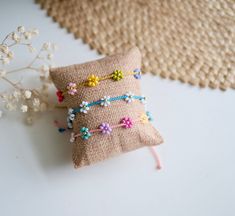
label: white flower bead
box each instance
[80,101,90,113]
[100,96,111,107]
[67,115,73,128]
[70,133,75,143]
[68,108,74,115]
[67,120,73,129]
[67,109,75,121]
[69,113,75,121]
[124,92,134,103]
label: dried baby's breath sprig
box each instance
[0,26,57,124]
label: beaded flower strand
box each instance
[66,92,146,129]
[56,69,142,102]
[69,112,152,142]
[75,92,145,113]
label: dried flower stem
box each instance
[6,48,43,75]
[1,76,21,90]
[1,32,12,45]
[7,67,31,74]
[0,26,57,123]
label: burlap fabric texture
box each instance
[50,47,163,168]
[37,0,235,90]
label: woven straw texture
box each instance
[50,47,163,168]
[37,0,235,90]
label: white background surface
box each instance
[0,0,235,216]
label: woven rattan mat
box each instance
[36,0,235,90]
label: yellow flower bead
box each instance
[87,74,99,87]
[112,70,124,81]
[140,113,149,124]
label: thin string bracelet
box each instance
[56,68,142,102]
[74,94,146,114]
[69,113,151,142]
[74,91,145,111]
[54,111,153,134]
[67,92,146,129]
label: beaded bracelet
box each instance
[56,68,141,102]
[69,112,153,142]
[66,92,146,129]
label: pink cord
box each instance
[110,123,125,129]
[148,147,162,170]
[75,123,125,137]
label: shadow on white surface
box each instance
[27,111,72,172]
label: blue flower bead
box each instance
[80,127,92,140]
[133,68,141,79]
[146,111,153,121]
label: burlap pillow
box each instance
[50,47,163,168]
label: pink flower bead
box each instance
[120,117,133,129]
[67,82,77,95]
